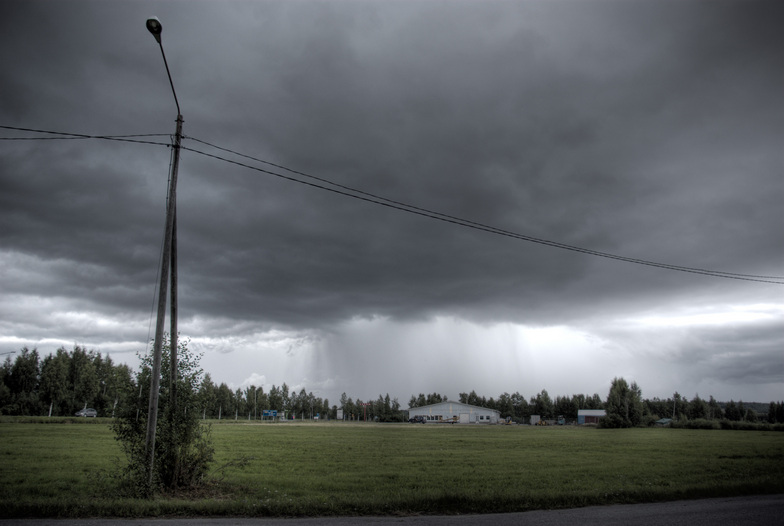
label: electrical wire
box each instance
[0,125,171,147]
[181,138,784,285]
[2,124,781,284]
[0,124,174,352]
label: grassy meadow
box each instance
[1,419,782,518]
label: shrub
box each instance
[642,414,659,427]
[111,336,214,496]
[598,413,626,429]
[670,418,720,430]
[668,419,784,432]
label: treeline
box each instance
[0,346,134,417]
[169,378,403,422]
[0,345,404,422]
[3,346,783,426]
[412,384,784,426]
[644,393,781,423]
[199,377,336,421]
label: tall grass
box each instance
[1,421,782,517]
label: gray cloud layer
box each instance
[1,1,782,402]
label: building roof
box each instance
[405,401,501,414]
[577,409,607,416]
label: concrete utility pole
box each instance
[144,16,183,486]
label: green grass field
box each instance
[1,420,782,518]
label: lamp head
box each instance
[146,17,162,43]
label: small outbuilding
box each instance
[577,409,606,424]
[407,401,501,424]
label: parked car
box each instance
[75,408,98,417]
[408,415,426,424]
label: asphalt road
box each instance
[2,495,781,526]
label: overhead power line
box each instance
[0,125,171,147]
[3,124,782,284]
[182,137,784,285]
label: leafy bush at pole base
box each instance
[111,336,214,496]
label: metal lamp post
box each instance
[145,16,183,485]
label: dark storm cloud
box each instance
[677,320,784,386]
[1,0,782,401]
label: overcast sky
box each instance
[1,0,782,405]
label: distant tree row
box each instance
[408,392,449,408]
[767,401,784,424]
[339,392,405,422]
[2,347,782,427]
[409,381,780,427]
[0,346,134,417]
[192,380,402,422]
[196,377,334,421]
[644,393,775,424]
[0,345,398,422]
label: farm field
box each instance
[1,420,782,518]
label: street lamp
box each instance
[146,17,162,41]
[145,15,183,485]
[146,17,181,115]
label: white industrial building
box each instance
[407,401,501,424]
